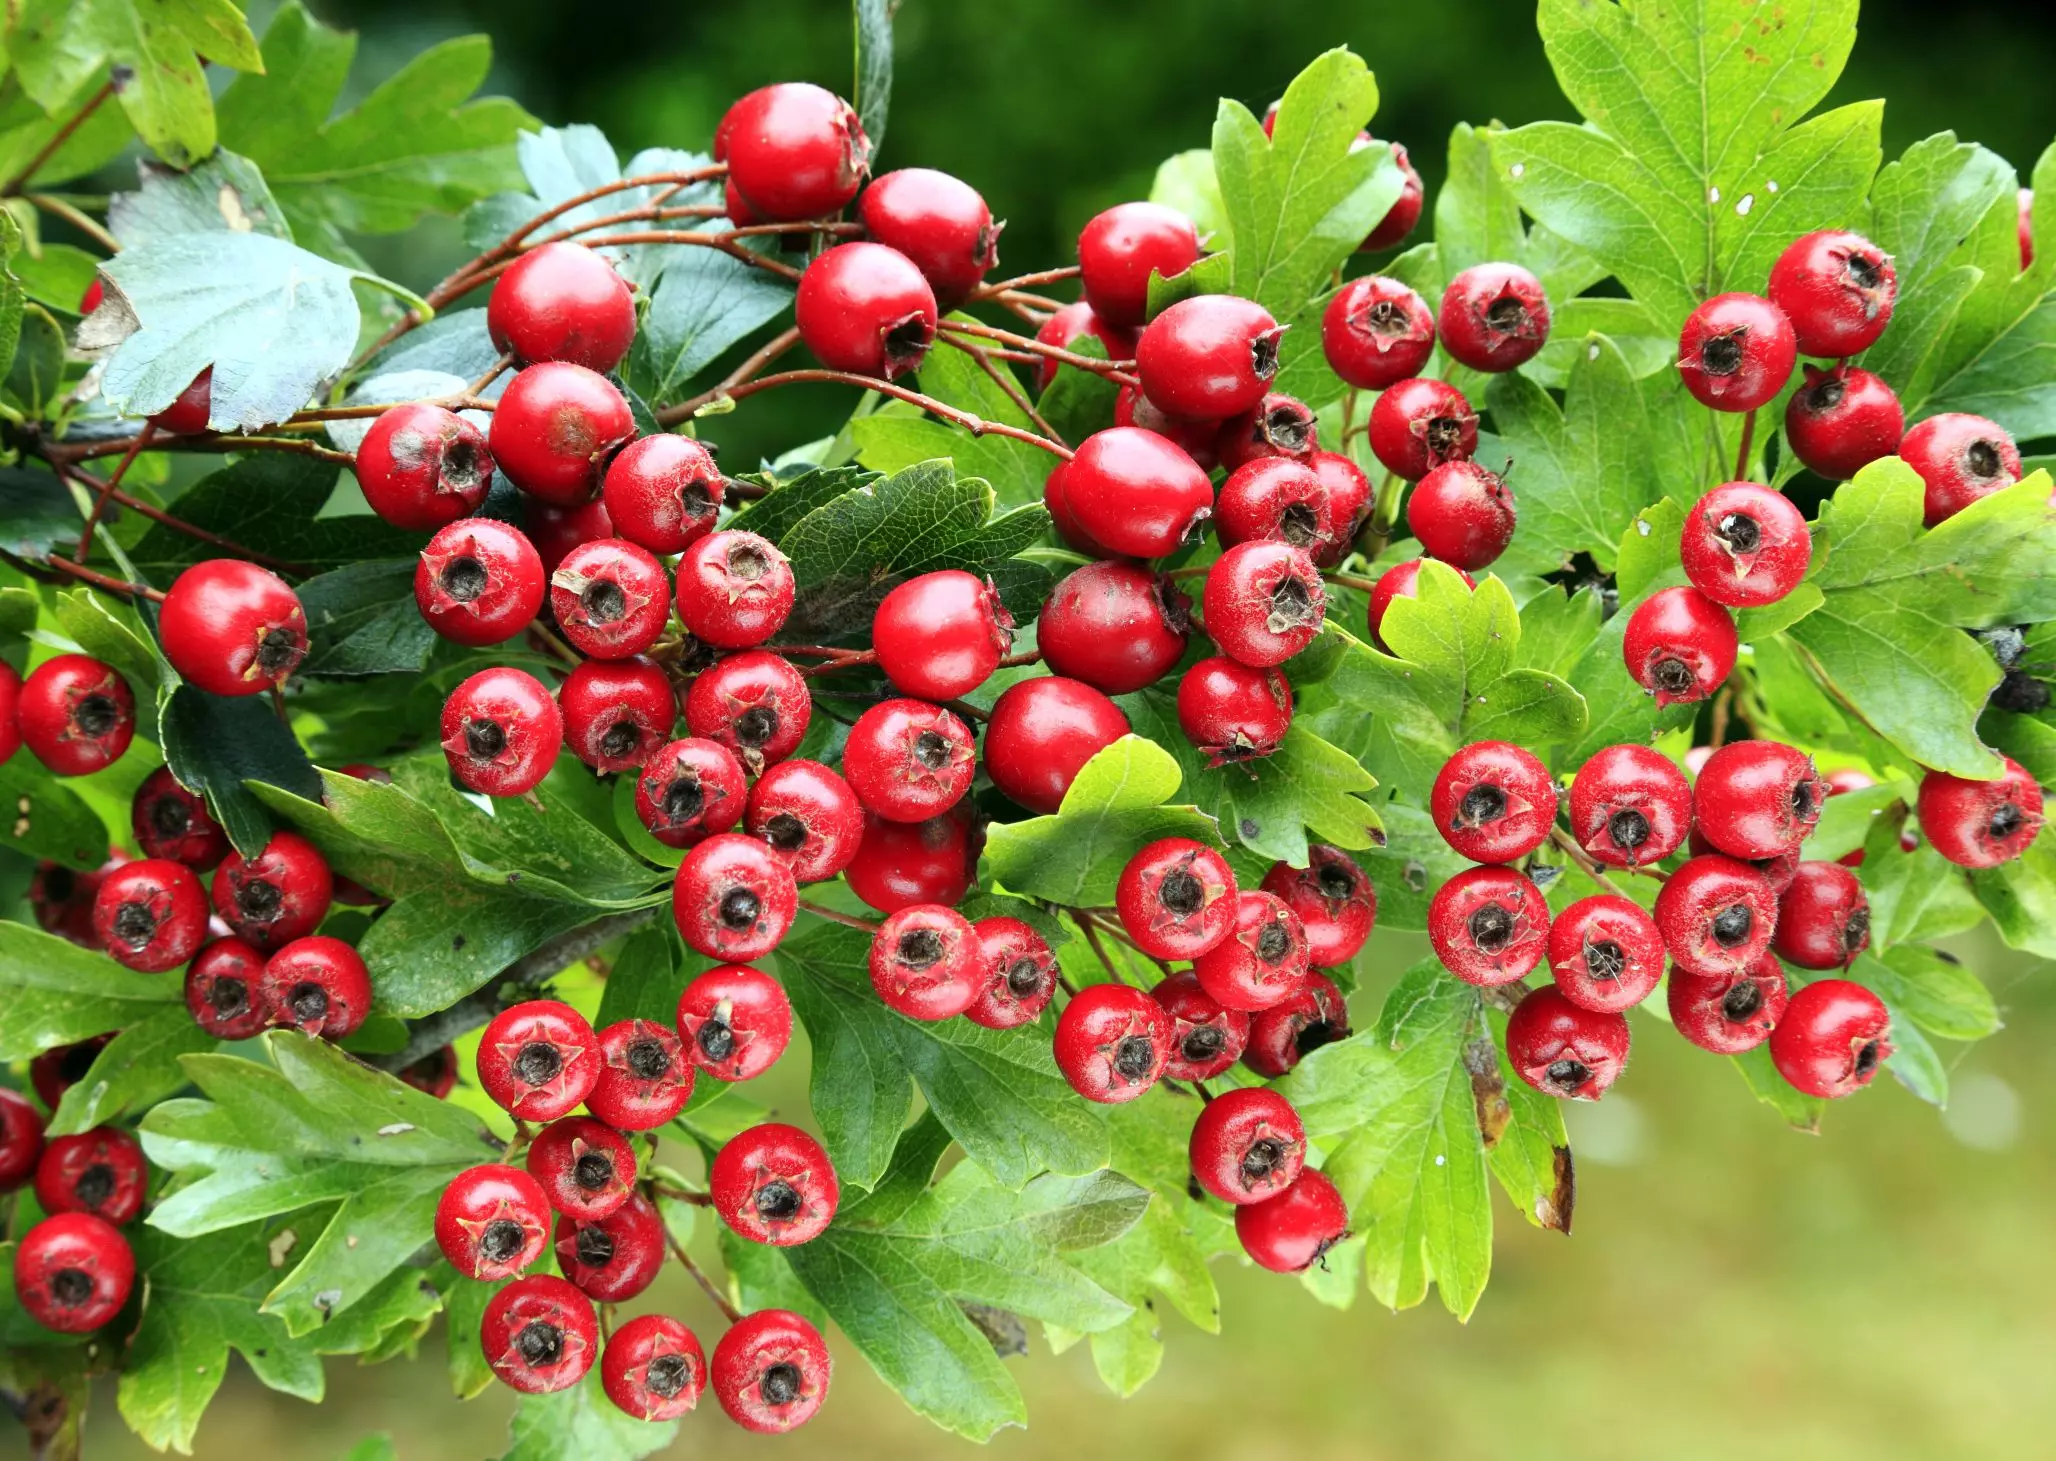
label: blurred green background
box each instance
[51,0,2056,1455]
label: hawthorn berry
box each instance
[130,766,227,869]
[435,1163,553,1280]
[1036,562,1190,696]
[718,82,869,222]
[1260,847,1375,968]
[603,1315,707,1422]
[1769,978,1892,1098]
[1190,1087,1307,1206]
[35,1127,146,1225]
[1116,837,1238,960]
[1151,972,1250,1080]
[212,830,334,950]
[1430,740,1559,864]
[31,858,118,948]
[1505,985,1631,1100]
[1676,292,1797,411]
[683,649,811,771]
[1767,229,1897,359]
[795,241,938,378]
[1362,140,1424,250]
[415,518,546,646]
[13,1213,134,1334]
[1042,460,1110,556]
[481,1273,599,1394]
[1668,952,1790,1055]
[845,810,977,912]
[1655,855,1779,977]
[1077,201,1201,329]
[632,736,746,847]
[874,570,1013,701]
[1622,586,1737,706]
[550,538,672,659]
[488,362,635,505]
[0,1090,43,1192]
[1061,427,1215,559]
[1136,295,1285,421]
[486,241,636,372]
[1568,743,1693,868]
[1033,301,1137,392]
[259,936,371,1039]
[1366,558,1475,653]
[1917,755,2045,868]
[869,903,981,1019]
[1321,275,1435,390]
[676,530,795,648]
[1177,657,1292,766]
[2022,188,2037,270]
[1308,452,1373,565]
[746,759,862,881]
[1055,981,1174,1104]
[527,1116,637,1220]
[1235,1169,1350,1274]
[441,667,563,797]
[148,368,213,435]
[1773,860,1871,969]
[1546,895,1665,1013]
[524,495,616,575]
[397,1045,459,1098]
[1784,366,1904,482]
[711,1123,839,1246]
[1408,459,1517,571]
[586,1019,694,1130]
[561,658,678,775]
[356,404,495,530]
[602,434,723,555]
[92,858,206,972]
[19,654,134,775]
[711,1308,833,1434]
[1901,412,2024,526]
[1243,971,1351,1078]
[1214,458,1336,553]
[984,676,1129,814]
[1367,376,1478,482]
[1694,740,1830,859]
[842,698,976,822]
[1438,263,1551,372]
[961,916,1057,1031]
[1217,393,1320,472]
[678,964,793,1081]
[859,168,999,305]
[556,1191,667,1302]
[674,833,798,960]
[1427,865,1550,986]
[1679,481,1812,608]
[184,936,271,1040]
[1193,890,1312,1013]
[477,1000,602,1121]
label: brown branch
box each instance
[60,464,303,575]
[943,335,1069,449]
[4,81,116,198]
[1547,826,1656,896]
[968,265,1082,299]
[71,426,154,561]
[656,325,801,425]
[797,898,880,933]
[42,556,165,602]
[657,369,1073,458]
[664,1226,744,1324]
[937,317,1135,377]
[25,193,117,254]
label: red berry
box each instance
[1151,972,1250,1080]
[1214,457,1336,553]
[1917,755,2044,868]
[1115,837,1238,960]
[356,404,494,530]
[711,1308,832,1434]
[1362,140,1424,250]
[34,1127,145,1224]
[488,362,635,505]
[983,676,1129,814]
[13,1212,134,1333]
[1039,463,1089,557]
[1190,1087,1307,1205]
[963,915,1057,1030]
[1568,743,1692,868]
[1308,451,1373,566]
[1077,202,1201,329]
[1769,977,1892,1097]
[1365,557,1475,652]
[842,699,975,822]
[31,858,119,948]
[92,858,206,972]
[555,1191,667,1302]
[1235,1169,1349,1273]
[746,759,861,882]
[29,1037,111,1109]
[79,278,105,315]
[858,168,999,305]
[683,649,810,771]
[719,83,869,222]
[1772,860,1871,970]
[1426,865,1549,986]
[258,936,370,1039]
[1136,295,1284,421]
[1430,740,1559,864]
[632,736,746,847]
[1676,292,1797,411]
[415,518,545,646]
[1322,275,1435,390]
[1679,481,1812,608]
[18,654,134,775]
[869,903,981,1019]
[676,530,795,649]
[586,1019,694,1130]
[1901,412,2023,526]
[162,559,308,698]
[873,570,1013,701]
[795,240,938,379]
[1114,382,1222,471]
[1407,459,1516,571]
[523,494,614,575]
[1193,890,1310,1012]
[481,1273,599,1394]
[1505,985,1631,1100]
[1766,229,1897,359]
[710,1122,839,1246]
[396,1045,459,1098]
[1035,562,1190,696]
[477,1000,602,1121]
[1177,656,1291,766]
[845,810,976,912]
[2021,188,2036,270]
[1784,366,1904,481]
[1694,740,1829,859]
[441,667,563,796]
[436,1163,553,1280]
[526,1116,636,1220]
[130,767,227,870]
[487,242,636,372]
[0,660,17,767]
[603,1314,706,1422]
[1438,262,1551,372]
[1259,847,1376,968]
[1545,894,1664,1013]
[1054,981,1173,1103]
[602,435,723,555]
[1243,971,1351,1078]
[561,658,678,775]
[677,964,793,1081]
[1668,952,1789,1054]
[1061,427,1215,559]
[148,368,213,435]
[1654,855,1779,978]
[1367,376,1478,482]
[1034,301,1136,391]
[211,830,333,951]
[0,1089,43,1191]
[1216,393,1319,472]
[1622,586,1736,707]
[673,833,797,960]
[550,538,671,660]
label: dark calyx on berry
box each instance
[626,1037,671,1080]
[1469,902,1514,952]
[756,1180,802,1221]
[1652,657,1697,696]
[112,901,158,948]
[1842,906,1872,954]
[576,1227,616,1267]
[210,978,250,1015]
[467,720,508,758]
[257,629,301,676]
[1006,959,1042,996]
[735,707,779,747]
[1722,981,1763,1022]
[1242,1138,1287,1182]
[1296,1016,1345,1059]
[1457,784,1507,826]
[582,579,626,622]
[696,1018,735,1061]
[150,797,191,839]
[514,1041,563,1086]
[1317,863,1356,900]
[289,982,330,1021]
[74,694,118,736]
[913,731,951,769]
[1279,504,1322,548]
[74,1164,116,1208]
[647,1353,691,1397]
[1699,332,1744,377]
[1254,919,1292,964]
[442,557,489,601]
[1544,1057,1591,1092]
[237,879,282,919]
[1182,1025,1225,1061]
[1609,809,1650,851]
[1113,1036,1157,1080]
[719,888,762,929]
[1990,801,2027,839]
[897,928,944,968]
[762,1362,803,1406]
[574,1151,615,1190]
[1710,903,1754,947]
[1267,573,1319,631]
[600,721,642,759]
[481,1219,528,1264]
[1158,869,1204,915]
[50,1269,95,1307]
[1583,940,1626,982]
[1715,512,1761,552]
[763,813,808,851]
[517,1321,563,1366]
[662,776,705,823]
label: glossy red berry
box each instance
[676,530,794,649]
[796,241,938,379]
[1773,860,1871,970]
[441,667,563,796]
[489,362,635,505]
[436,1163,553,1280]
[396,1045,459,1098]
[1408,460,1516,571]
[1426,865,1549,986]
[356,404,494,530]
[1767,229,1897,359]
[1054,981,1173,1104]
[2021,188,2036,270]
[712,1308,832,1434]
[0,660,17,768]
[212,830,333,950]
[602,435,722,555]
[1622,586,1737,707]
[1654,855,1779,977]
[1917,756,2044,868]
[560,659,676,775]
[415,518,545,646]
[148,368,213,435]
[258,936,370,1039]
[673,833,797,960]
[126,768,222,872]
[1430,740,1559,864]
[587,1019,694,1130]
[92,858,206,972]
[1136,295,1284,421]
[1366,558,1475,652]
[34,1127,145,1224]
[1321,275,1435,390]
[858,168,999,305]
[678,964,793,1081]
[963,916,1057,1030]
[1694,740,1830,859]
[869,904,981,1020]
[711,1123,838,1246]
[18,654,134,776]
[1505,985,1631,1100]
[487,242,635,372]
[1177,657,1291,766]
[719,82,869,222]
[1062,427,1215,559]
[1235,1169,1350,1273]
[1568,743,1692,868]
[31,858,118,948]
[477,1000,602,1121]
[1668,953,1789,1054]
[1243,971,1351,1078]
[78,277,105,315]
[746,759,861,882]
[1039,462,1092,557]
[481,1273,599,1394]
[1033,301,1137,391]
[1769,978,1892,1097]
[1784,366,1904,481]
[1363,140,1424,250]
[874,570,1013,701]
[1901,412,2024,526]
[556,1191,667,1302]
[1367,376,1478,482]
[1151,972,1250,1080]
[1116,837,1238,960]
[1308,452,1373,565]
[1545,895,1664,1014]
[527,1116,636,1220]
[1216,393,1319,472]
[1077,202,1201,329]
[524,495,615,575]
[1190,1087,1306,1205]
[843,699,975,822]
[1036,562,1190,695]
[550,539,671,660]
[161,558,310,698]
[1676,292,1797,411]
[0,1090,43,1192]
[1689,824,1802,896]
[1214,457,1336,553]
[983,676,1129,814]
[845,810,977,913]
[603,1315,706,1422]
[1679,481,1812,608]
[1260,847,1375,968]
[632,736,746,847]
[13,1213,134,1333]
[1193,890,1310,1012]
[683,649,810,771]
[1438,263,1551,372]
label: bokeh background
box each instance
[48,0,2056,1456]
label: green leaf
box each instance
[1860,946,2000,1043]
[0,80,133,193]
[1858,821,1985,948]
[1481,1005,1574,1232]
[502,1370,678,1461]
[1968,829,2056,959]
[0,205,25,386]
[1731,1041,1825,1132]
[1034,334,1120,446]
[852,0,894,155]
[0,465,80,560]
[128,455,420,580]
[157,681,321,856]
[1351,802,1470,933]
[297,560,437,676]
[5,303,67,414]
[48,1006,213,1136]
[628,245,792,405]
[594,922,695,1026]
[106,152,292,245]
[1148,149,1228,242]
[723,462,878,543]
[1880,1002,1948,1107]
[0,920,183,1060]
[1429,122,1604,307]
[0,753,112,869]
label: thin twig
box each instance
[60,464,302,574]
[1546,826,1654,896]
[944,335,1069,448]
[658,369,1073,458]
[937,317,1135,377]
[797,898,880,933]
[664,1227,744,1324]
[968,265,1082,299]
[25,194,117,253]
[41,556,165,602]
[4,82,116,198]
[1735,408,1757,483]
[657,326,801,424]
[71,427,154,561]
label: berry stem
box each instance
[1734,407,1757,483]
[1709,686,1734,751]
[936,318,1137,379]
[32,554,166,603]
[941,335,1070,448]
[1356,471,1405,560]
[661,369,1074,459]
[664,1226,744,1324]
[1321,571,1379,593]
[796,898,880,933]
[57,465,304,574]
[24,193,117,254]
[967,264,1082,300]
[1070,910,1146,988]
[71,424,155,563]
[647,1181,713,1206]
[2,81,117,198]
[1546,825,1658,895]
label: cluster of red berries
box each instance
[2,1089,148,1334]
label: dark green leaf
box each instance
[0,754,112,869]
[128,451,422,581]
[595,922,700,1026]
[852,0,894,154]
[158,682,321,855]
[297,559,437,676]
[0,920,183,1061]
[0,465,78,559]
[48,1006,212,1136]
[1861,946,2001,1043]
[628,246,792,405]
